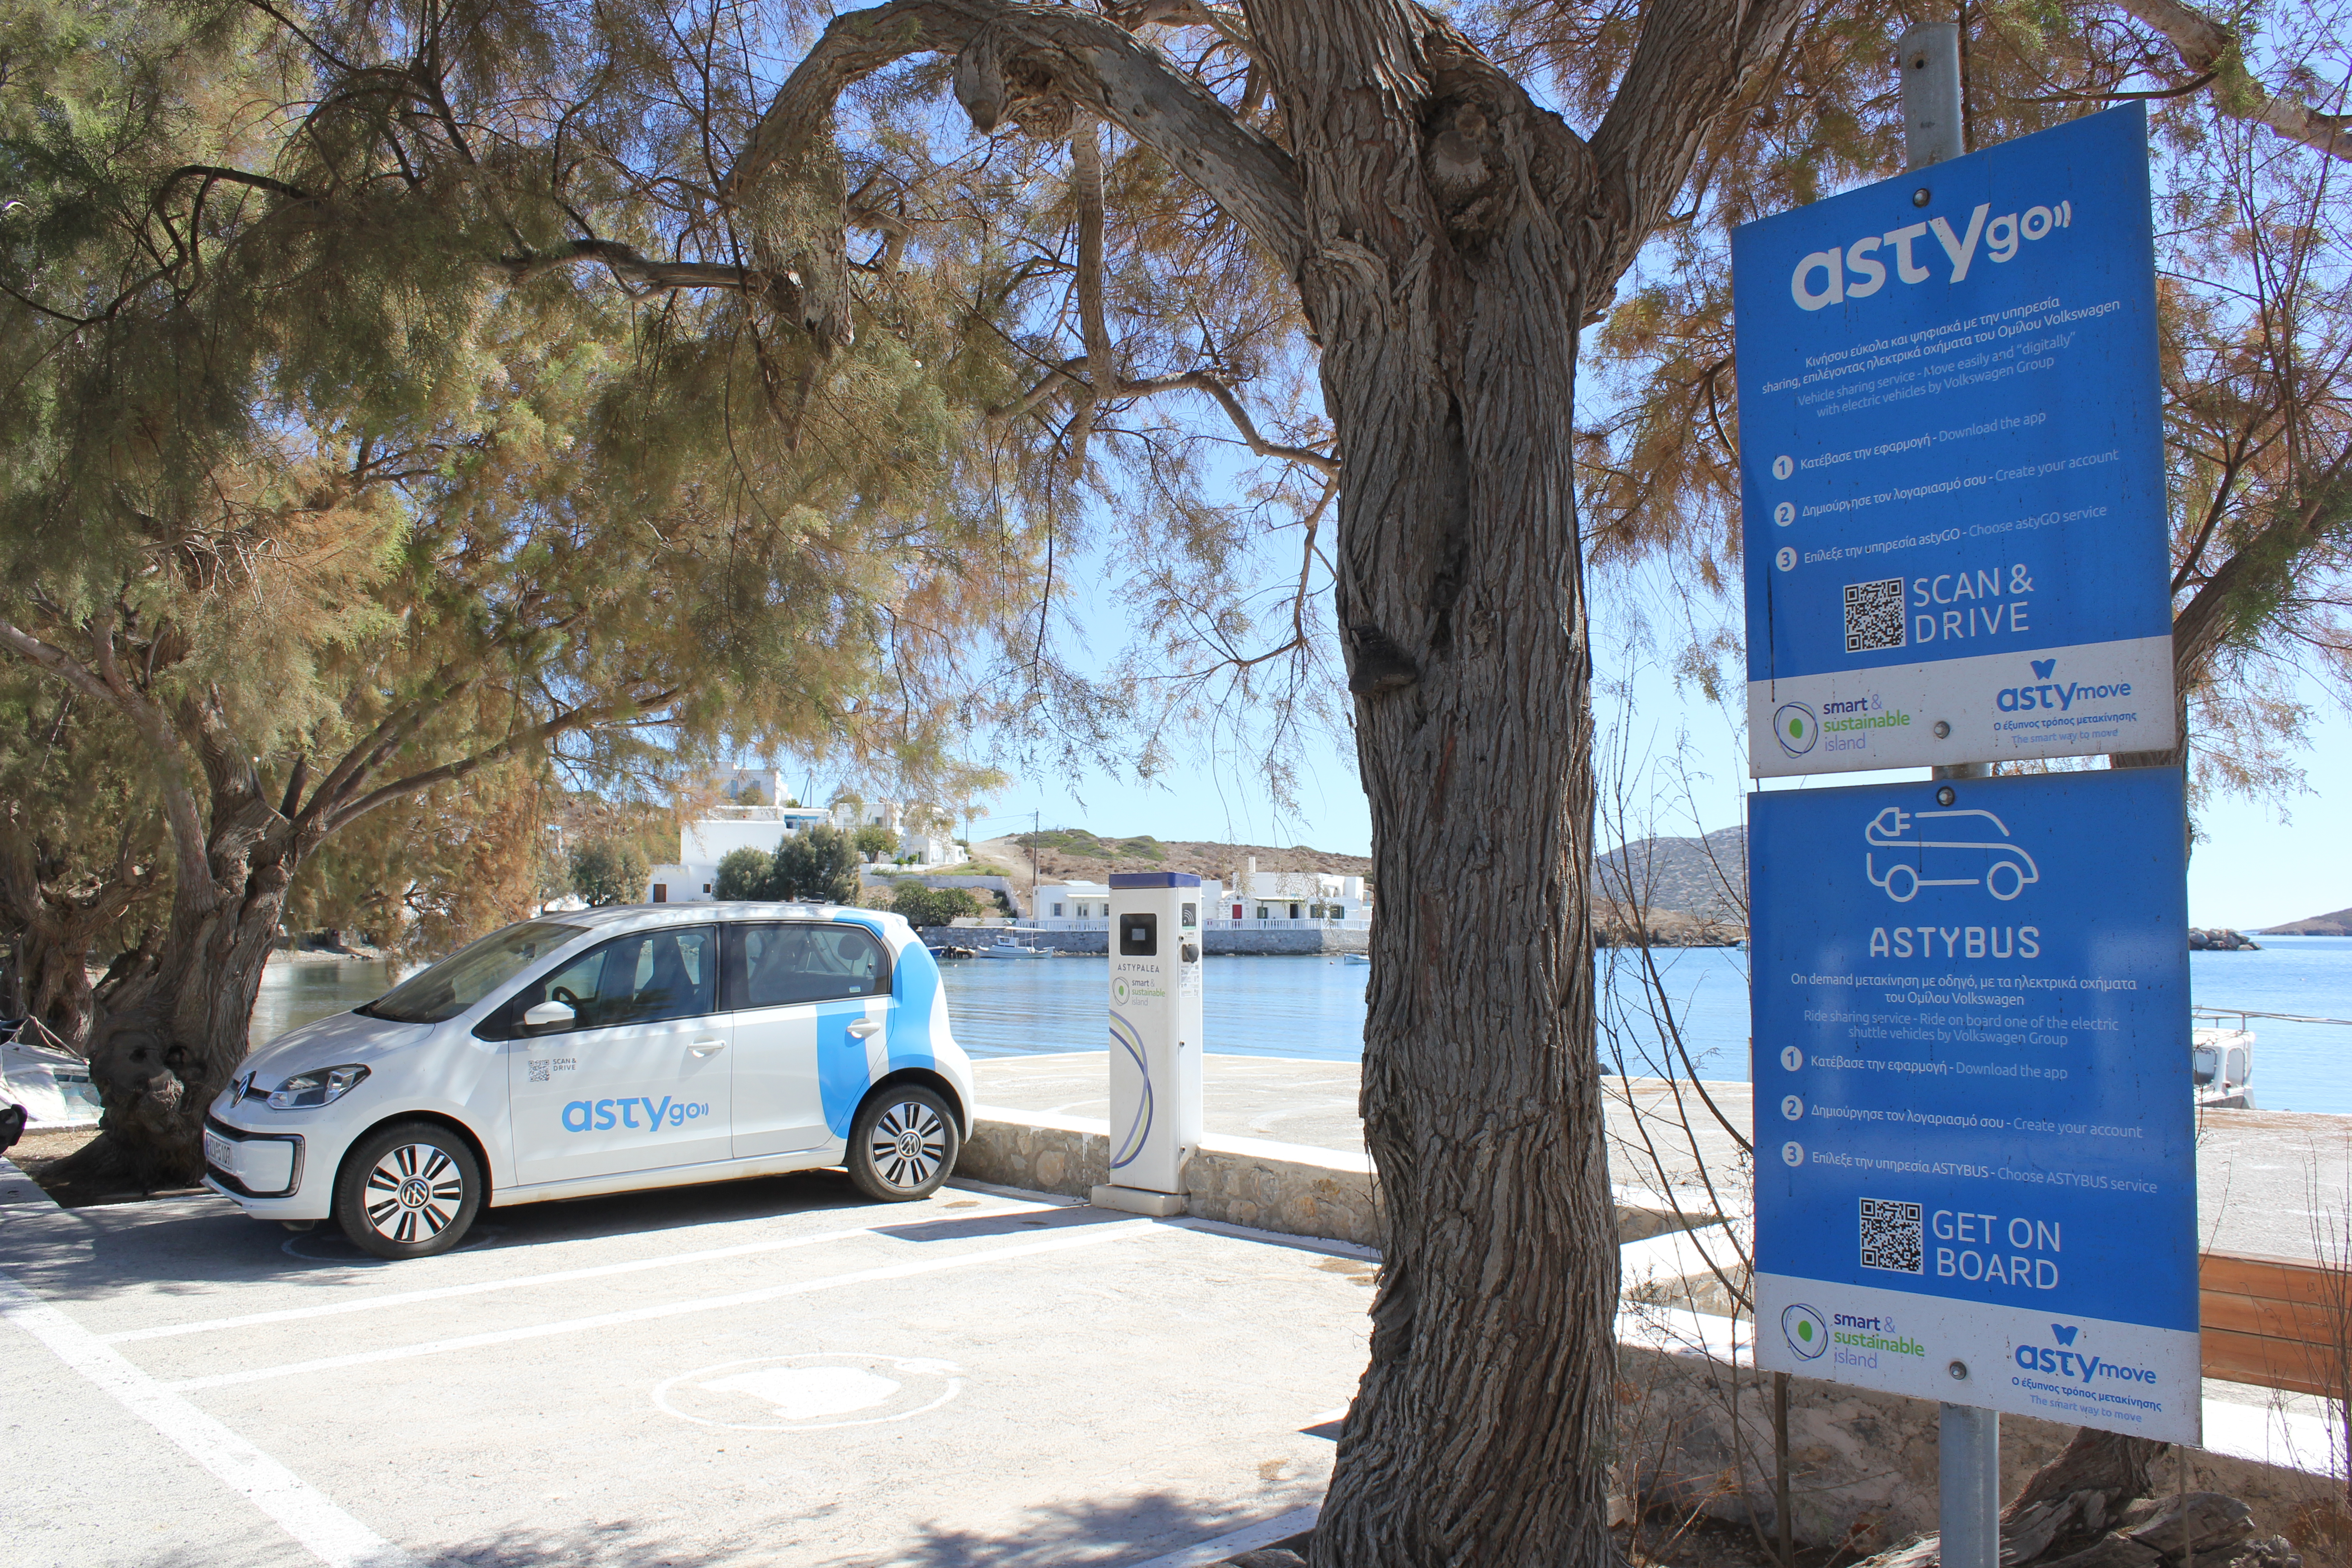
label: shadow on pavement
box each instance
[428,1489,1317,1567]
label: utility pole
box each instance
[1899,29,2000,1563]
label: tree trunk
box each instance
[65,821,302,1190]
[1262,20,1616,1560]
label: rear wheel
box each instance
[847,1086,958,1201]
[335,1121,483,1259]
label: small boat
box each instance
[977,936,1052,960]
[1343,952,1371,965]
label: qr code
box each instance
[1844,578,1907,653]
[1860,1197,1925,1274]
[528,1059,551,1083]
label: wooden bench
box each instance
[2200,1249,2352,1396]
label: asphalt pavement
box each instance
[1,1162,1372,1568]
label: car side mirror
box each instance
[522,1000,575,1029]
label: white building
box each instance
[829,797,961,867]
[1220,857,1370,924]
[645,780,964,903]
[1035,879,1116,927]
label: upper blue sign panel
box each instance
[1735,107,2176,776]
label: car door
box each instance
[725,921,893,1157]
[500,925,731,1185]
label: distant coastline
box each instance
[2260,906,2352,937]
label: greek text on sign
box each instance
[1734,106,2176,776]
[1748,770,2197,1443]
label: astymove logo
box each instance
[2012,1324,2158,1385]
[1995,657,2138,714]
[563,1095,712,1133]
[1782,1303,1829,1359]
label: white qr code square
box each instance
[1844,578,1907,653]
[1860,1197,1924,1274]
[528,1059,551,1083]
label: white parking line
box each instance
[0,1268,422,1568]
[108,1200,1059,1343]
[163,1221,1152,1392]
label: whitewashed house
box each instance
[1217,857,1371,924]
[829,797,963,867]
[1036,878,1226,929]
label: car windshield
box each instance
[358,920,588,1024]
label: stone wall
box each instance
[957,1111,1382,1248]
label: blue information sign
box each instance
[1749,769,2197,1443]
[1735,106,2175,776]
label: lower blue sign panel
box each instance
[1749,769,2197,1443]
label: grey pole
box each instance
[1902,37,2000,1550]
[1899,21,1991,786]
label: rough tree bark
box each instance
[725,0,1802,1556]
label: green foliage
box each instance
[768,825,861,905]
[890,883,984,928]
[851,824,899,860]
[713,847,773,901]
[1016,829,1166,862]
[569,841,647,907]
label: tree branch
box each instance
[1067,113,1115,473]
[1588,0,1809,281]
[723,0,1304,274]
[491,238,807,313]
[2112,0,2352,163]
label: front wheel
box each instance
[335,1121,483,1259]
[847,1087,959,1201]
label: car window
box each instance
[360,920,587,1024]
[501,927,716,1036]
[723,923,890,1010]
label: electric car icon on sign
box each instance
[1864,806,2040,902]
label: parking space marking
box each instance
[0,1267,421,1568]
[108,1199,1059,1344]
[162,1220,1154,1392]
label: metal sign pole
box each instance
[1899,22,1992,791]
[1899,23,2000,1564]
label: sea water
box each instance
[245,937,2352,1112]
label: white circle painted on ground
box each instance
[654,1352,964,1432]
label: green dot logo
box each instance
[1113,978,1129,1005]
[1782,1303,1829,1360]
[1773,701,1819,758]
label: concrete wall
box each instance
[957,1110,1382,1248]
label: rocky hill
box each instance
[2260,906,2352,936]
[1596,826,1748,923]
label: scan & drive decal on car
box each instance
[814,914,941,1137]
[562,1096,715,1132]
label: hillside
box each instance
[1596,827,1748,922]
[2261,906,2352,936]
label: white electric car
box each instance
[203,904,975,1259]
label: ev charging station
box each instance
[1090,872,1204,1218]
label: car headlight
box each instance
[266,1064,371,1109]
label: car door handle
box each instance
[846,1020,882,1039]
[690,1040,726,1057]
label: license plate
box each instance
[203,1132,233,1173]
